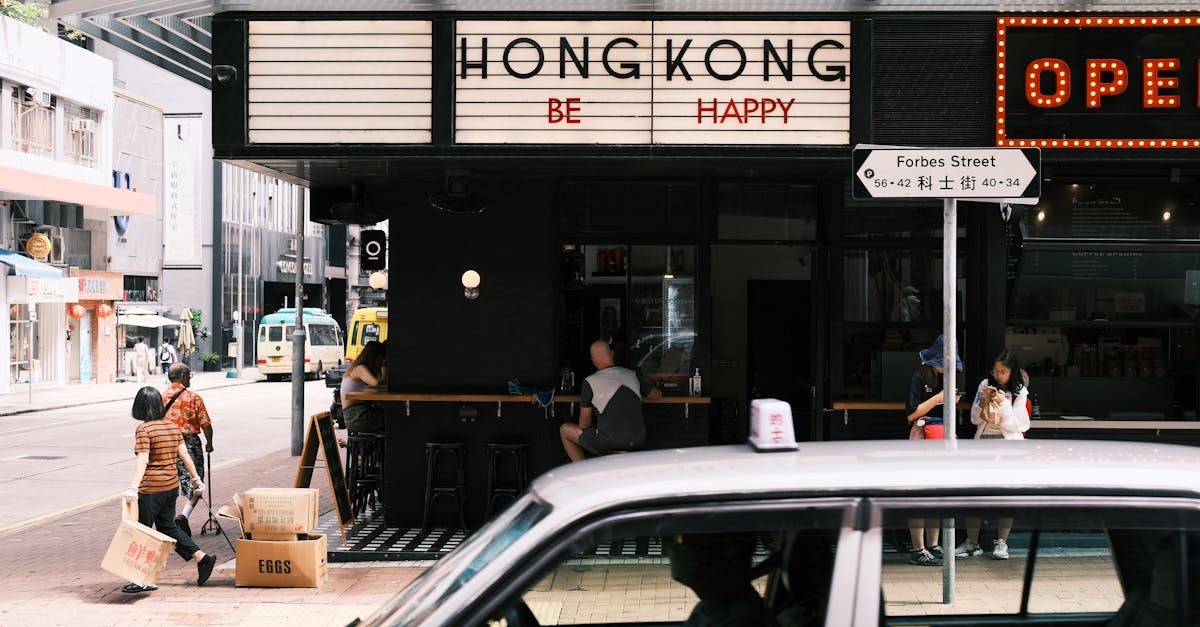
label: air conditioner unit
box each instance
[25,88,52,108]
[70,118,96,133]
[50,236,65,265]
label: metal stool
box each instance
[345,433,385,517]
[423,442,468,529]
[484,443,529,519]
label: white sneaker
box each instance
[991,538,1010,560]
[954,539,983,557]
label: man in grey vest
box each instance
[560,340,661,462]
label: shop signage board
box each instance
[851,147,1041,200]
[455,20,850,144]
[247,20,433,144]
[7,276,80,303]
[164,114,204,268]
[997,15,1200,149]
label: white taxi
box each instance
[353,428,1200,626]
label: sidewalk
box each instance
[0,445,427,626]
[0,368,269,417]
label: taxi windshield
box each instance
[358,495,551,625]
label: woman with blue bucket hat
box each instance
[904,334,962,566]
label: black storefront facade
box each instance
[213,11,1199,527]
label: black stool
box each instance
[423,442,468,529]
[345,433,386,517]
[484,443,529,519]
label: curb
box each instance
[0,376,265,417]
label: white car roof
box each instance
[531,440,1200,514]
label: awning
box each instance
[0,249,64,279]
[118,314,182,328]
[0,166,155,216]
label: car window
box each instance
[267,326,282,342]
[308,324,340,346]
[877,502,1200,621]
[258,326,266,341]
[479,501,846,626]
[362,496,552,625]
[361,322,381,345]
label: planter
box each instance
[201,361,221,372]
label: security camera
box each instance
[212,65,237,85]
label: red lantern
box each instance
[68,304,86,320]
[96,303,113,318]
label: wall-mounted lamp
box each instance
[1162,210,1173,222]
[462,269,481,300]
[368,271,388,290]
[212,65,237,85]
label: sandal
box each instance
[121,583,158,594]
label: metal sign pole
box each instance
[941,197,958,604]
[291,191,306,456]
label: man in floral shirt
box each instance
[163,362,214,536]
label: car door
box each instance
[853,495,1200,627]
[449,497,864,627]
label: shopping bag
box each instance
[100,499,176,587]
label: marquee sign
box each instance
[455,20,850,145]
[997,15,1200,149]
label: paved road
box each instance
[0,379,335,530]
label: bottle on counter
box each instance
[1030,393,1041,419]
[690,368,702,397]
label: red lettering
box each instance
[1143,59,1180,108]
[547,97,582,123]
[742,98,759,123]
[720,99,744,124]
[760,98,777,121]
[1086,59,1128,108]
[778,98,795,123]
[697,98,718,123]
[1025,58,1071,108]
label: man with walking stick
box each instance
[162,363,214,536]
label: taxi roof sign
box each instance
[748,398,798,452]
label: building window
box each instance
[63,102,100,168]
[123,275,159,302]
[1008,182,1200,420]
[10,86,55,158]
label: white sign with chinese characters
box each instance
[163,114,203,267]
[851,147,1041,199]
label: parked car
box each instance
[353,438,1200,626]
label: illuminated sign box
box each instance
[455,20,850,145]
[996,15,1200,149]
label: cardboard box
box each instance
[216,504,245,540]
[235,534,328,588]
[240,488,318,536]
[100,503,177,587]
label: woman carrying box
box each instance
[121,386,217,593]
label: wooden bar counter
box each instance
[347,388,712,528]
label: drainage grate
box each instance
[18,455,66,460]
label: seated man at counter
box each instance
[560,340,661,462]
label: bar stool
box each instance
[423,442,468,529]
[484,443,529,519]
[345,433,386,516]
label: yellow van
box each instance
[345,307,388,362]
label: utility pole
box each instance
[291,189,306,456]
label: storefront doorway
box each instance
[748,279,813,438]
[711,245,818,440]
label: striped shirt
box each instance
[134,420,183,494]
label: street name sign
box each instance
[852,147,1041,200]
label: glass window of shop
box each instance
[1008,183,1200,420]
[8,304,37,385]
[835,201,967,400]
[560,244,698,396]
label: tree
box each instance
[1,1,85,41]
